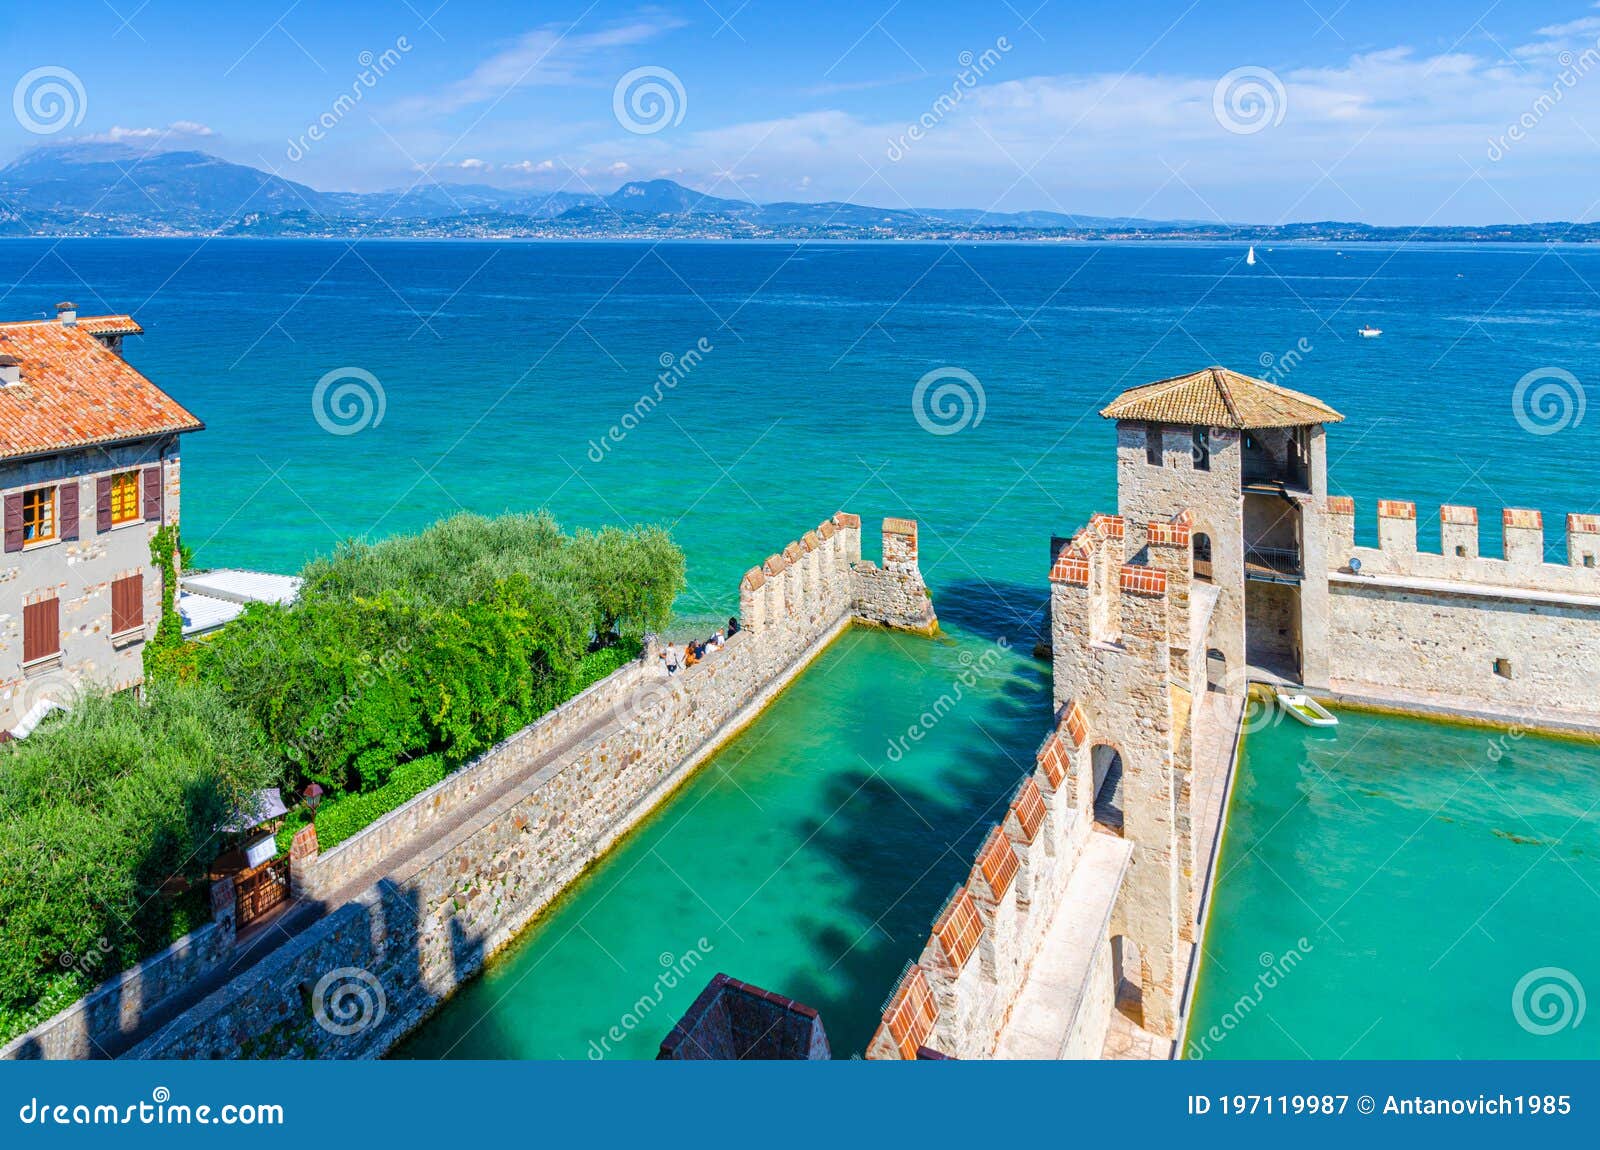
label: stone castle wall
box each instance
[864,713,1097,1060]
[4,513,931,1061]
[1321,500,1600,722]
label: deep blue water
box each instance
[3,239,1596,636]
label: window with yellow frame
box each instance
[111,470,140,525]
[21,486,54,544]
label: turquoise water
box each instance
[394,627,1048,1059]
[5,240,1597,1056]
[1189,710,1600,1060]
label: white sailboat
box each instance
[1246,245,1256,266]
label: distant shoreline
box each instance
[2,234,1597,248]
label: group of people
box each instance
[661,616,740,674]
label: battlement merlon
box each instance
[1324,498,1600,590]
[845,514,938,635]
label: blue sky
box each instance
[4,0,1600,223]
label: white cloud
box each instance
[77,121,216,144]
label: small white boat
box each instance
[1246,245,1256,266]
[1275,692,1338,728]
[1359,325,1382,337]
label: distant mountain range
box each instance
[1,144,1594,243]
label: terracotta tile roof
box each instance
[73,314,143,337]
[1101,366,1343,429]
[0,316,200,461]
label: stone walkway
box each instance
[993,834,1133,1059]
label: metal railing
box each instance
[1245,545,1301,576]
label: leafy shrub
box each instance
[0,683,276,1037]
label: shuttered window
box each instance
[111,471,140,524]
[22,599,59,663]
[111,573,144,636]
[21,487,54,544]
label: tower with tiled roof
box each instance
[1100,366,1343,689]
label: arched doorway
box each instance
[1192,532,1213,582]
[1091,744,1123,835]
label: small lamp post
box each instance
[302,782,324,826]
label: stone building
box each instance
[0,304,201,736]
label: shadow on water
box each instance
[929,578,1050,649]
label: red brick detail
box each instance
[1050,548,1090,585]
[1090,513,1125,539]
[933,888,983,971]
[1325,496,1355,515]
[1063,699,1088,748]
[1569,513,1600,534]
[832,512,861,530]
[1440,504,1478,526]
[290,823,320,863]
[1037,731,1068,787]
[1503,507,1543,529]
[1119,564,1167,596]
[740,567,765,591]
[763,554,788,576]
[1171,509,1194,527]
[1376,499,1415,520]
[883,966,938,1059]
[1011,777,1046,843]
[883,516,917,537]
[818,520,836,540]
[783,541,803,562]
[1147,520,1191,547]
[801,531,819,552]
[977,826,1019,898]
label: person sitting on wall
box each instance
[683,643,699,669]
[727,616,740,636]
[709,630,724,652]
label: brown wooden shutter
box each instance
[112,573,144,634]
[59,481,79,541]
[23,599,59,663]
[142,466,163,523]
[96,476,113,533]
[3,493,21,553]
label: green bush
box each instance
[0,683,276,1038]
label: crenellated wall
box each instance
[1322,498,1600,724]
[6,513,933,1061]
[865,707,1104,1060]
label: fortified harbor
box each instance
[6,364,1597,1062]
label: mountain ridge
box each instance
[0,144,1593,243]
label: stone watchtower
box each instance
[1046,367,1344,1039]
[1099,367,1344,688]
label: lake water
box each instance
[5,239,1595,1057]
